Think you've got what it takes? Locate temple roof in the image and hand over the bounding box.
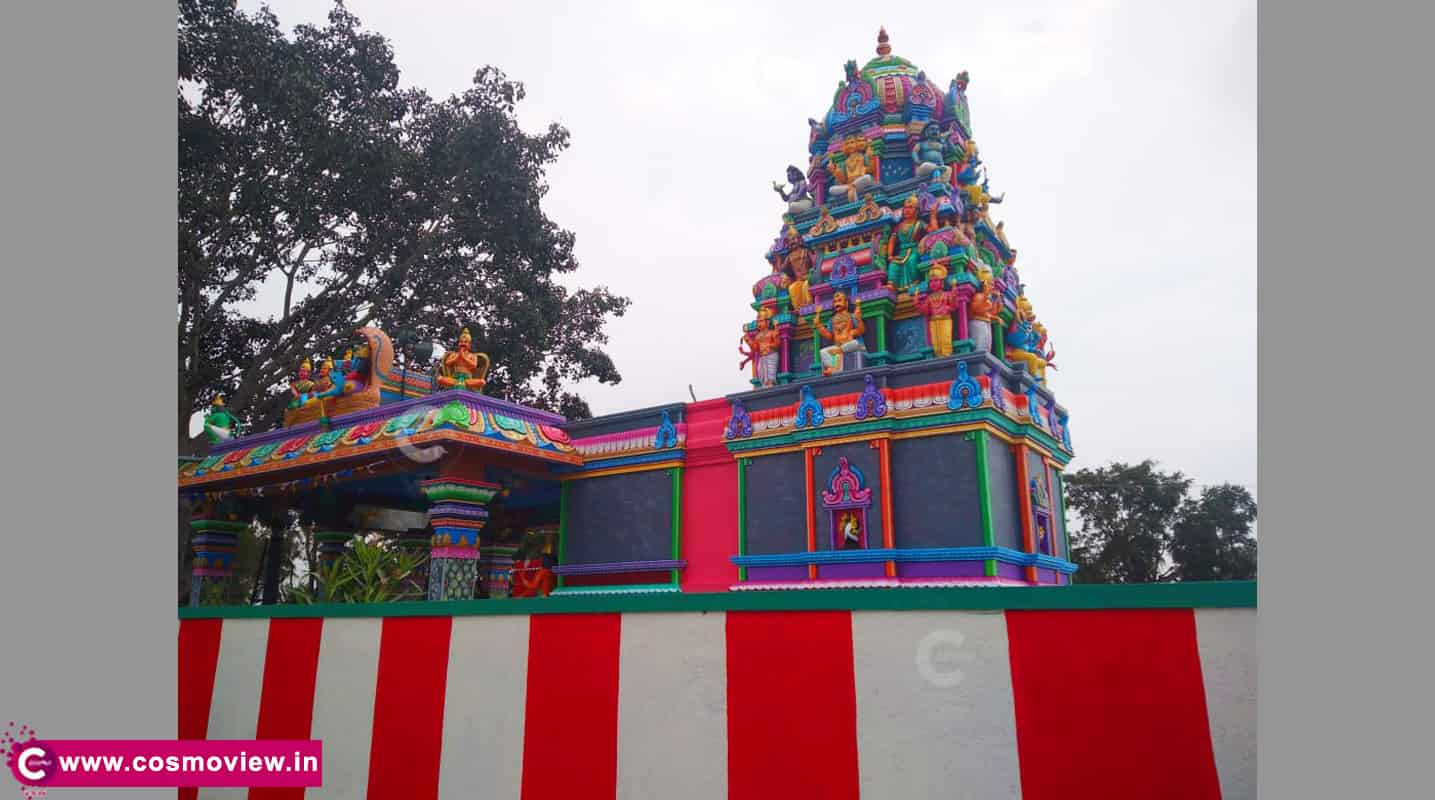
[179,389,580,491]
[822,29,949,135]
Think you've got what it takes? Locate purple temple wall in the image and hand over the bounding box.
[745,566,809,582]
[817,563,887,580]
[896,561,987,579]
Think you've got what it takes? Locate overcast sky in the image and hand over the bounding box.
[233,0,1257,496]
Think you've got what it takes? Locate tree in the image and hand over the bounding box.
[1169,484,1258,581]
[178,0,629,451]
[1064,460,1191,584]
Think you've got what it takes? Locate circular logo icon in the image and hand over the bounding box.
[915,629,970,688]
[11,741,57,786]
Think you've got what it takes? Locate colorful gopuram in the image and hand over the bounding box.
[179,30,1075,603]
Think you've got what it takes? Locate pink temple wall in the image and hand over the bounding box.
[680,398,739,593]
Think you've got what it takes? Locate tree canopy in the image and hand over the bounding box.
[178,0,629,450]
[1065,460,1257,583]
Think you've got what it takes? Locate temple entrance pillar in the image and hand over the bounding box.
[420,478,502,600]
[187,504,250,607]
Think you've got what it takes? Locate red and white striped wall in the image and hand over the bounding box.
[178,606,1255,800]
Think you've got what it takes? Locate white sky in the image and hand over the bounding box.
[232,0,1257,496]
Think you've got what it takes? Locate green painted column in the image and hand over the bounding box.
[556,481,569,589]
[973,430,998,577]
[1054,470,1071,563]
[670,467,683,585]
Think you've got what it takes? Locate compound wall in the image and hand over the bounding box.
[178,583,1256,800]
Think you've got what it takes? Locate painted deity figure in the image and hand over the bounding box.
[912,121,958,185]
[949,71,972,136]
[1033,321,1057,373]
[912,261,960,358]
[810,290,866,376]
[340,341,371,386]
[436,327,491,391]
[967,275,1001,354]
[1004,296,1048,382]
[288,358,315,409]
[772,165,814,215]
[828,135,877,204]
[839,511,862,549]
[510,536,555,598]
[202,395,241,443]
[311,357,344,400]
[956,140,1005,210]
[778,223,815,310]
[744,307,782,388]
[885,196,924,291]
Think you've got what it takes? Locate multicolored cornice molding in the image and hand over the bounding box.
[179,391,578,487]
[721,354,1071,460]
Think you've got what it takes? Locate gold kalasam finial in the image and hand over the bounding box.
[876,27,891,56]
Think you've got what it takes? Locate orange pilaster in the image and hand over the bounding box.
[871,438,896,577]
[1014,443,1038,583]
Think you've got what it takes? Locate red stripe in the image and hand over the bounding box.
[250,619,324,800]
[177,618,223,800]
[520,613,621,800]
[725,611,860,800]
[367,617,453,800]
[1006,609,1222,800]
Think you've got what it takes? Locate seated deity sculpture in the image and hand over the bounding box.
[288,358,316,410]
[809,290,867,376]
[744,307,782,388]
[436,327,491,391]
[911,121,957,185]
[827,135,877,204]
[340,341,371,387]
[311,357,344,400]
[1004,296,1048,382]
[772,165,814,215]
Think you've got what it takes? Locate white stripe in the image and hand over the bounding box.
[1195,608,1257,800]
[616,612,728,800]
[437,616,530,800]
[852,610,1023,799]
[199,619,268,800]
[307,618,381,800]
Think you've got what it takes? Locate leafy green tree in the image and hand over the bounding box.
[178,0,628,451]
[1169,484,1258,581]
[1065,460,1191,584]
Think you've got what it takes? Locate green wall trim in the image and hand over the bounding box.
[556,481,569,588]
[973,430,998,577]
[179,581,1256,619]
[725,406,1072,464]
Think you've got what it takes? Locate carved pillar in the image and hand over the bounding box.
[188,508,249,607]
[810,166,830,208]
[420,478,501,601]
[312,530,353,591]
